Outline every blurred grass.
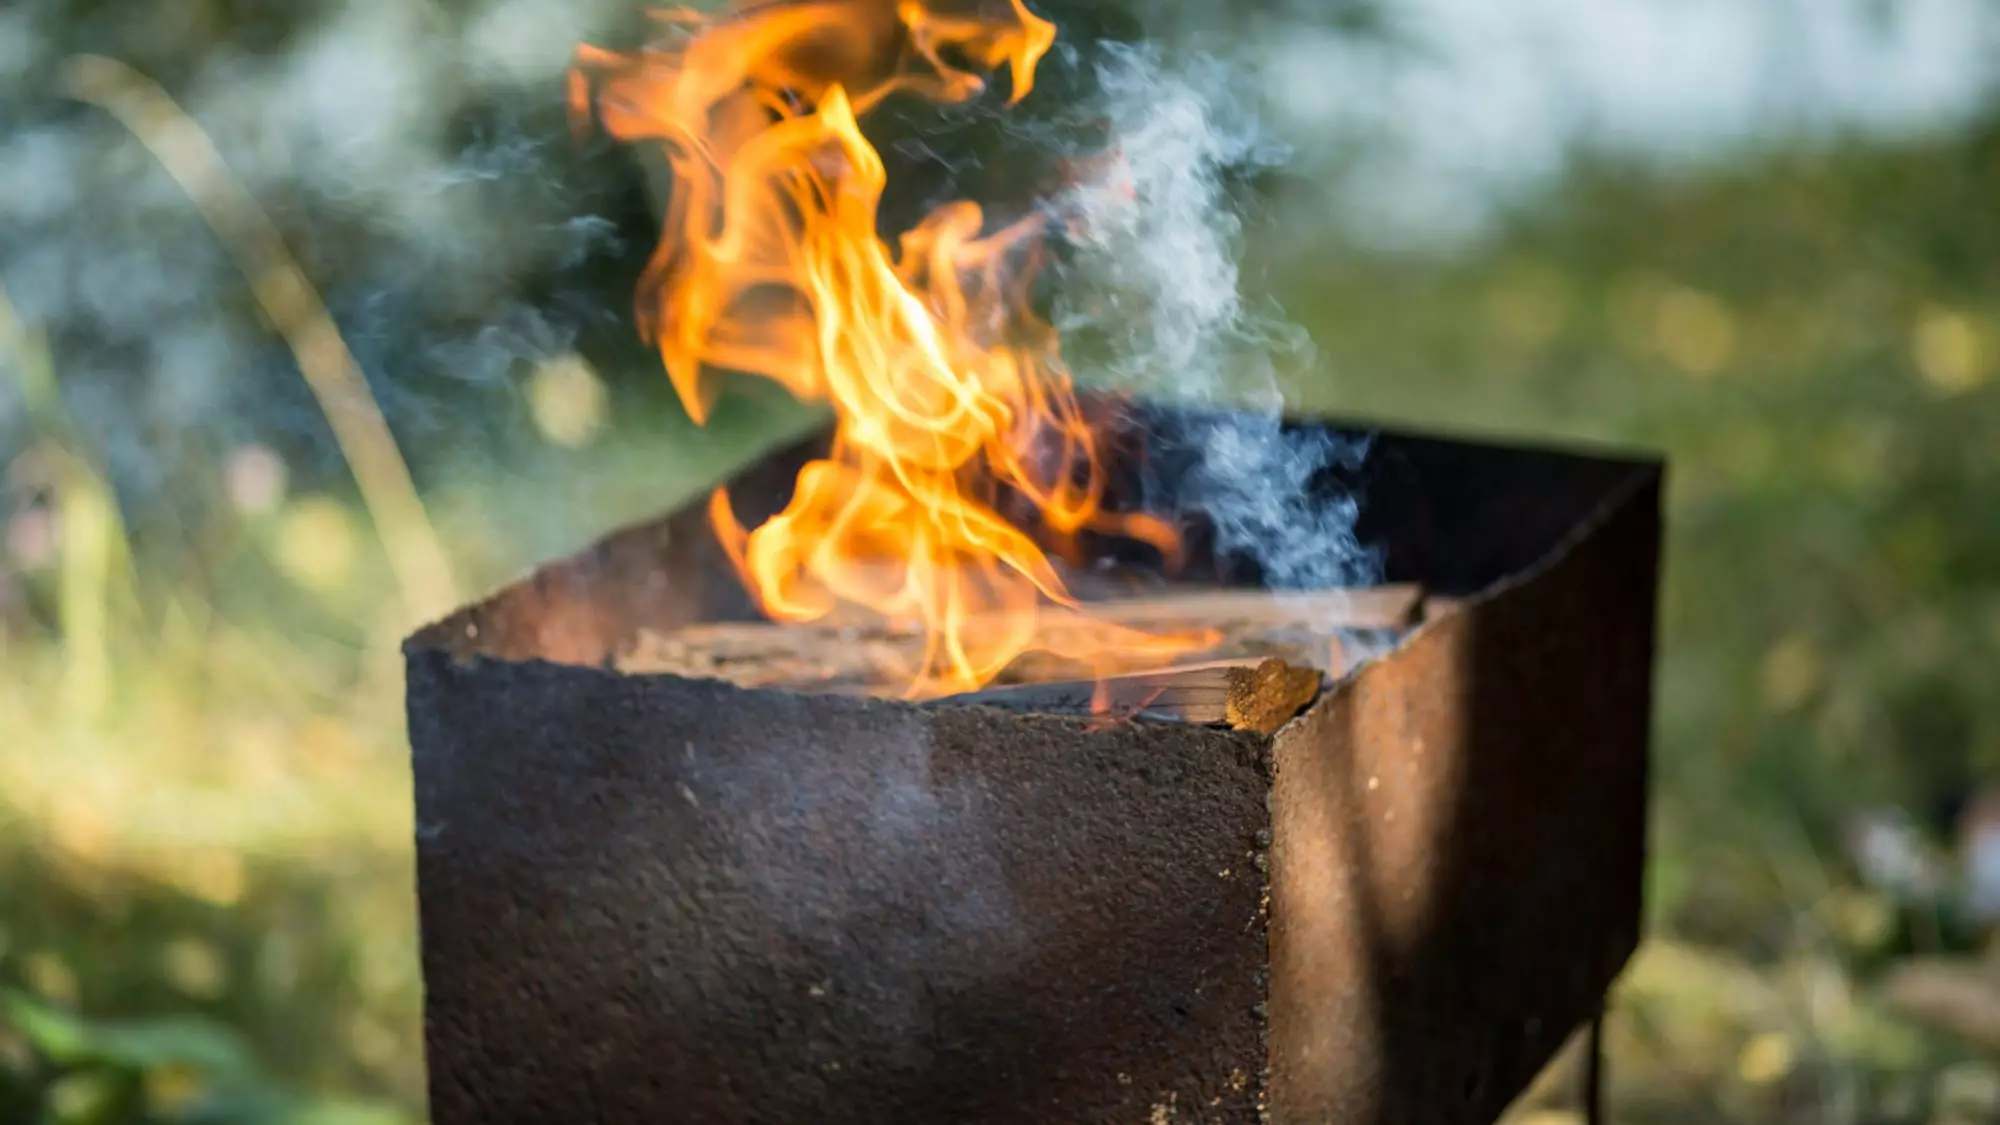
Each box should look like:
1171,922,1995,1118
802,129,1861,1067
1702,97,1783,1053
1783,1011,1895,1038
8,51,2000,1125
57,53,459,626
1,281,811,1119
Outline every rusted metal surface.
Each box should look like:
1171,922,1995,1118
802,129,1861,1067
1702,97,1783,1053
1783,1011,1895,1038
1262,461,1657,1124
405,404,1661,1124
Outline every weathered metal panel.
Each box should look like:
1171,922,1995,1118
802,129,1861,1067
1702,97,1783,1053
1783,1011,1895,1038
1264,468,1659,1124
409,654,1272,1124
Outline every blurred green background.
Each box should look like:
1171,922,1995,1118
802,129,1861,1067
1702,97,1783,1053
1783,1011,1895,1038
7,0,2000,1122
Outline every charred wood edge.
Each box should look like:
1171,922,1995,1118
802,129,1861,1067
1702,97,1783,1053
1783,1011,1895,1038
923,657,1324,736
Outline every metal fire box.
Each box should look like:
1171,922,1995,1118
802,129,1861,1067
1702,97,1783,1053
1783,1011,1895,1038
403,402,1662,1124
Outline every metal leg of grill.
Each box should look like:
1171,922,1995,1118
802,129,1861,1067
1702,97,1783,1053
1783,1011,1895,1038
1582,1007,1606,1125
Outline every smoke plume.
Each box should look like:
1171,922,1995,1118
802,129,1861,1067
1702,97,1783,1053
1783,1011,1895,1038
1053,41,1383,607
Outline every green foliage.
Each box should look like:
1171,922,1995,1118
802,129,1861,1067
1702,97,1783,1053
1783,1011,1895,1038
1271,112,2000,845
1,990,408,1125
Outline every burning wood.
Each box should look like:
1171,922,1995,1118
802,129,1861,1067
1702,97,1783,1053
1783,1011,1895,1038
930,656,1325,735
569,0,1229,698
615,582,1436,706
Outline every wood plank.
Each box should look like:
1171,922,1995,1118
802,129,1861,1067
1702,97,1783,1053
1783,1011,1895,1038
925,657,1324,735
635,583,1422,653
614,584,1428,699
1070,585,1422,631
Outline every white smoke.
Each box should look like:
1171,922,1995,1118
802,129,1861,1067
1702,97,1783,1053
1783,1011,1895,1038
1057,45,1287,398
1056,43,1383,611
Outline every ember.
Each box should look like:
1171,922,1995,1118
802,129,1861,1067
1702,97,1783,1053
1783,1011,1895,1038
568,0,1213,697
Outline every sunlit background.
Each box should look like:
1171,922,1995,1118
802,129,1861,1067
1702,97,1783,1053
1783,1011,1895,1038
6,1,2000,1122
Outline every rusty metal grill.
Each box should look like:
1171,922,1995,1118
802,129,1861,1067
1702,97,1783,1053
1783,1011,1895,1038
403,403,1662,1124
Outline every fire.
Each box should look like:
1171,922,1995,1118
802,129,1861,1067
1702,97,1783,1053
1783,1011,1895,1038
572,0,1210,696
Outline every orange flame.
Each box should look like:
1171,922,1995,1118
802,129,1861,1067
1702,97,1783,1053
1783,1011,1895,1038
573,0,1210,696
